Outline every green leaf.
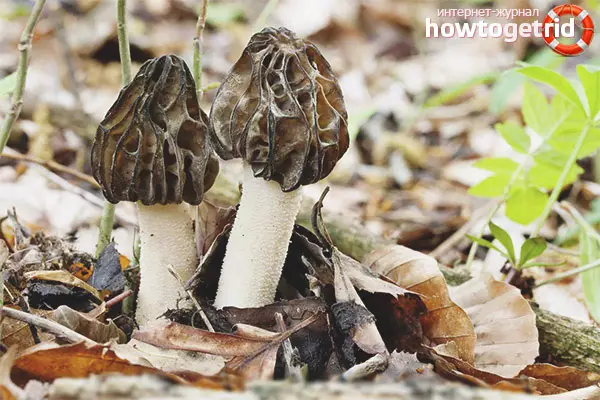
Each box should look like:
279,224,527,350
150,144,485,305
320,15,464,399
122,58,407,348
518,237,547,267
506,186,548,225
466,234,510,259
550,123,600,158
0,72,16,97
472,157,519,175
489,49,563,114
577,65,600,120
518,66,584,112
521,82,549,136
528,160,581,189
468,175,511,198
494,122,530,153
489,221,516,264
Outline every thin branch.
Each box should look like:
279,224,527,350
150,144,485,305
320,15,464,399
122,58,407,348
193,0,208,100
532,123,592,236
429,199,499,260
105,289,133,308
0,0,47,153
166,264,214,332
1,148,99,188
117,0,132,86
1,306,97,345
97,0,134,257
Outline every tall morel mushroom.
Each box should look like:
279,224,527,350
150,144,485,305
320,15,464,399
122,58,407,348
92,55,219,325
210,27,348,308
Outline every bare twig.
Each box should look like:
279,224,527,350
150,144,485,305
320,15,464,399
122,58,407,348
1,148,99,187
341,353,389,382
96,0,134,257
0,0,47,153
1,306,97,345
166,264,214,332
105,289,133,308
429,199,498,260
193,0,208,100
274,312,304,382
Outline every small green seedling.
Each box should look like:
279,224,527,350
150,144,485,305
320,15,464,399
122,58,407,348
470,65,600,231
467,222,549,270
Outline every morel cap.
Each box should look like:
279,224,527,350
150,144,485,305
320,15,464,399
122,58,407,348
91,55,219,206
209,27,348,192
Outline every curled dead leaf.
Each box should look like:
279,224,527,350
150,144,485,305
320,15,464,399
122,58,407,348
449,273,539,377
24,270,102,303
364,245,475,363
52,305,126,343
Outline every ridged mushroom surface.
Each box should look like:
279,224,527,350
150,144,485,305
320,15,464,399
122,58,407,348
92,55,219,205
209,27,349,191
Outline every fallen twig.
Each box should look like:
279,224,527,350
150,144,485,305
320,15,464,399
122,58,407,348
105,290,133,308
166,264,214,332
1,306,97,345
1,148,99,188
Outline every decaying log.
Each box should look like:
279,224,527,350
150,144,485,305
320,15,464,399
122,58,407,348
205,174,600,373
46,374,537,400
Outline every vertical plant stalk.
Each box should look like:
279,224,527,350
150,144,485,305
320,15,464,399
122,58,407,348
532,123,591,236
253,0,279,31
193,0,208,101
0,0,47,153
0,0,46,345
96,0,133,257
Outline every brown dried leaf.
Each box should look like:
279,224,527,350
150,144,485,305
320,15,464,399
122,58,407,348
11,342,188,386
52,305,126,344
429,349,565,395
364,245,475,363
24,270,102,303
134,314,321,380
519,364,600,391
449,273,538,377
197,201,235,255
0,239,8,267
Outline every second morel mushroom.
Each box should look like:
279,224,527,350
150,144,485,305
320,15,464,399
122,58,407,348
210,27,348,308
92,55,219,325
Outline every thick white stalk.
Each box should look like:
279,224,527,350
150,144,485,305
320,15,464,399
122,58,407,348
214,164,303,308
136,203,197,325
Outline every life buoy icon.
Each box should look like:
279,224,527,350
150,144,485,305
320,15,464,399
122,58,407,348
543,4,594,56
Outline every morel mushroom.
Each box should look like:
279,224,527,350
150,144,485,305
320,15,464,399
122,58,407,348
210,27,348,308
92,55,219,325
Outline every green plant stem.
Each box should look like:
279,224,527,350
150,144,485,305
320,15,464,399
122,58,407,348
116,0,132,86
532,123,592,236
0,0,47,153
535,258,600,288
96,0,133,257
193,0,208,100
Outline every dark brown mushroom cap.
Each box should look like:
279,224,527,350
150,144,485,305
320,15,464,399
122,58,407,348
209,27,348,192
91,55,219,206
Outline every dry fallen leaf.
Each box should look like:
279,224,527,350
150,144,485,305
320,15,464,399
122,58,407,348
11,342,188,386
24,270,102,303
364,245,476,363
52,305,126,343
519,364,600,391
449,273,538,377
197,201,236,255
133,314,321,380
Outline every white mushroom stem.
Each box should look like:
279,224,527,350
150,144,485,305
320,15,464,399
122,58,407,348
136,203,197,326
214,164,303,309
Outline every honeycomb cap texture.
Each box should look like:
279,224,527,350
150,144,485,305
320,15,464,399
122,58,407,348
92,55,219,205
209,27,348,192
